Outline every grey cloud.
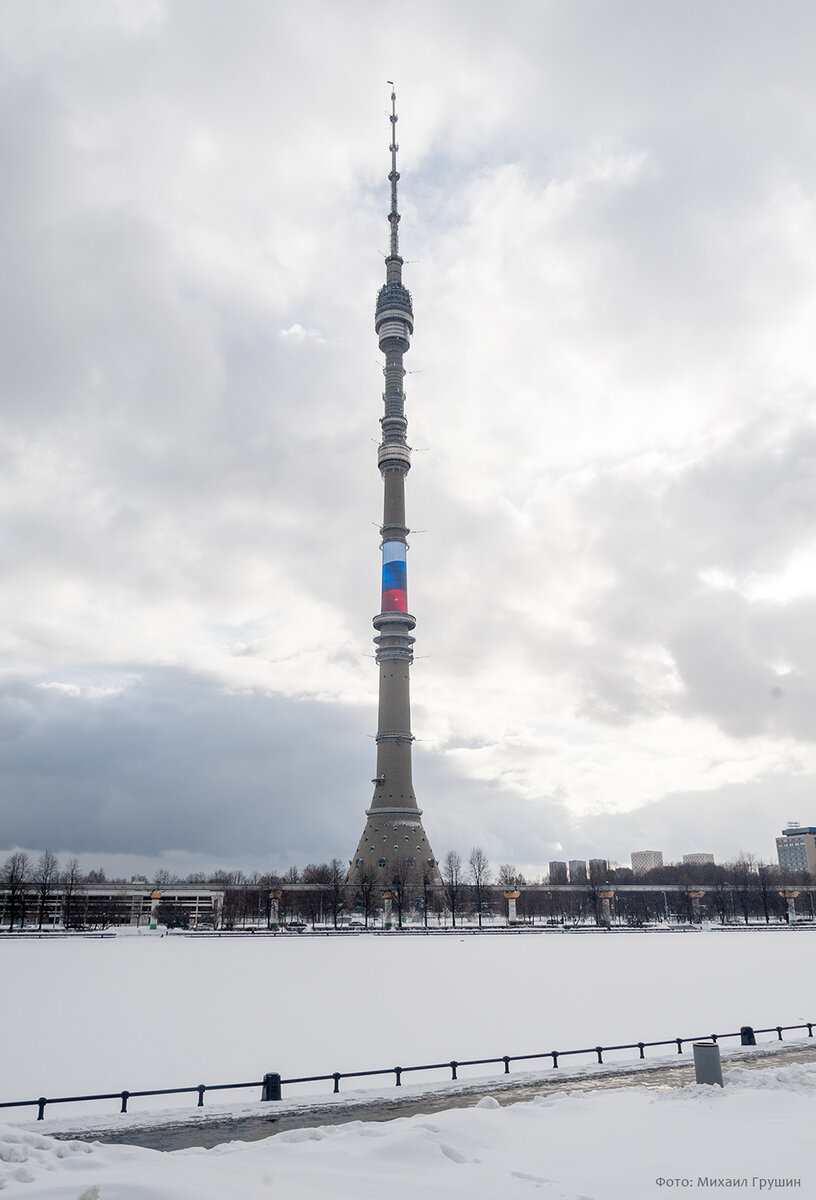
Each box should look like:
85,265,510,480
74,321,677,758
0,669,373,866
561,413,816,737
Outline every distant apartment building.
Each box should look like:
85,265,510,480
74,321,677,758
548,861,568,884
682,853,714,866
588,858,608,883
568,859,588,884
631,850,663,875
776,823,816,876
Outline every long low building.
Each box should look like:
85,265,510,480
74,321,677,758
0,883,225,929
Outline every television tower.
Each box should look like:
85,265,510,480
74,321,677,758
348,90,439,889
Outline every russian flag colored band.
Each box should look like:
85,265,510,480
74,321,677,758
381,540,407,612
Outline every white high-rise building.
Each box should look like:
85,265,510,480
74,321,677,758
631,850,663,875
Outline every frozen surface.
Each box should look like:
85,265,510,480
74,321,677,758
1,1060,814,1197
1,929,813,1118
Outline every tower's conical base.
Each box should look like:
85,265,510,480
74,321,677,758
347,805,441,890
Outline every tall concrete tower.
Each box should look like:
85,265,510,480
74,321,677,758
348,91,439,889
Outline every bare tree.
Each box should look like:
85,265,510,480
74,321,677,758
356,864,379,928
442,850,463,927
327,859,347,928
2,852,31,930
497,863,526,886
389,858,412,928
155,900,190,929
34,850,59,930
421,870,432,928
755,861,780,924
468,847,492,928
730,854,756,925
280,866,301,925
709,868,733,925
61,857,85,929
302,863,330,927
212,869,246,887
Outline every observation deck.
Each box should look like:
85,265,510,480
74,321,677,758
375,282,414,351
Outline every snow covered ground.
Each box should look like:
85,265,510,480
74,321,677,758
2,931,813,1197
1,929,814,1121
2,1059,813,1197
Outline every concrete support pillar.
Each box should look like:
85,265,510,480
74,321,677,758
149,890,162,930
504,891,520,925
780,890,799,923
598,890,614,926
382,891,393,928
688,891,705,923
269,890,282,929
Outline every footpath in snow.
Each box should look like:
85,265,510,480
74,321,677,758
14,1039,816,1151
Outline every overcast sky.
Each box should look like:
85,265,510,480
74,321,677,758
2,0,816,880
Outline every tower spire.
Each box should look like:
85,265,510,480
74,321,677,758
388,87,400,261
348,92,440,897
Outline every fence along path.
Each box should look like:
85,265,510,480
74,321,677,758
1,1021,813,1123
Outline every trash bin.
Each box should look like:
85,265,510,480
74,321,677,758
693,1041,723,1087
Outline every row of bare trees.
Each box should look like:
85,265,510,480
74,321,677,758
4,846,811,931
0,851,96,930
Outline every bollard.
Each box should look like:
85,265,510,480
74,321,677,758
261,1072,282,1102
693,1041,723,1087
740,1025,756,1046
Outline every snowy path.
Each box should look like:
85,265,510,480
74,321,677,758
28,1039,816,1152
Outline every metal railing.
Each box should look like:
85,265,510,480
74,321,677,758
1,1021,812,1121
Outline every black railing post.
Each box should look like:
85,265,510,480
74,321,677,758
394,1067,402,1087
197,1084,206,1107
450,1060,458,1081
809,1024,814,1038
551,1051,559,1068
503,1056,510,1074
638,1042,645,1059
777,1026,783,1041
595,1046,603,1064
120,1090,129,1114
261,1073,281,1101
333,1072,341,1094
676,1038,683,1054
37,1097,46,1121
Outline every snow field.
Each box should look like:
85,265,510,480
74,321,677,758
1,930,813,1118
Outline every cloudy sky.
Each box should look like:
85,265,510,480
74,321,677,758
2,0,816,880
